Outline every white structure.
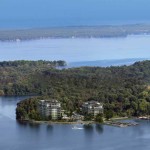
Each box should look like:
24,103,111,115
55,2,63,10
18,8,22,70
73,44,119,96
38,100,61,120
82,101,103,116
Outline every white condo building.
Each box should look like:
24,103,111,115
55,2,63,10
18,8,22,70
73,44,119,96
82,101,103,116
38,99,61,120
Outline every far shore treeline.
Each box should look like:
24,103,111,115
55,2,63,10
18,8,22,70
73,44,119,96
1,60,150,119
1,24,150,41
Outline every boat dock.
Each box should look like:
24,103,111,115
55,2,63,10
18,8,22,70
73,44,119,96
138,116,150,120
105,121,139,127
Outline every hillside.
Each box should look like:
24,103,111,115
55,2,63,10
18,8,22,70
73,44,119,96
1,60,150,118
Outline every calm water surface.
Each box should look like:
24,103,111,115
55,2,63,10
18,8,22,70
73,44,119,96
0,35,150,62
0,96,150,150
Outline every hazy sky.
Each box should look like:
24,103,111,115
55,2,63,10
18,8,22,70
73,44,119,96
0,0,150,28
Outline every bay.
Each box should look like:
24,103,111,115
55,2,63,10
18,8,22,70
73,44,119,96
0,35,150,64
0,96,150,150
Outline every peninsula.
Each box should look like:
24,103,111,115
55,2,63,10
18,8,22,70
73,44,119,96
8,60,150,124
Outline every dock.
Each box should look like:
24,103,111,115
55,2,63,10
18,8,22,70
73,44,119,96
105,121,139,127
138,116,150,120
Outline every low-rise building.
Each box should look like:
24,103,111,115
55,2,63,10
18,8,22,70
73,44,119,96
71,112,84,121
38,99,61,120
82,101,103,117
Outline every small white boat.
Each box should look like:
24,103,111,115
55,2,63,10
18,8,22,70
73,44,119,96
72,125,83,130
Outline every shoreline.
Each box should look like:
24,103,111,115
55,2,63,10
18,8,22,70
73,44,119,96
1,24,150,41
17,120,95,125
18,117,131,125
19,120,95,125
17,116,148,127
19,116,144,128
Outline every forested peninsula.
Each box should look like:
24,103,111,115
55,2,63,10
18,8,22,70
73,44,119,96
1,60,150,119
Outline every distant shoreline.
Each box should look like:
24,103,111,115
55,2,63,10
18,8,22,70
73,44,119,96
1,24,150,41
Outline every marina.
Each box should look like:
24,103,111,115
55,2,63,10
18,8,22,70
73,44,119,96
105,121,139,128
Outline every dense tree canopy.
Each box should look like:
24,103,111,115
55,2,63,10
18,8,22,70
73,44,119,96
1,60,150,120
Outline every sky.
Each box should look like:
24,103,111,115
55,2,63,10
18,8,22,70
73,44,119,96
0,0,150,28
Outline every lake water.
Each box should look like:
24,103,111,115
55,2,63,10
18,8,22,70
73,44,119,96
0,0,150,29
0,35,150,63
1,96,150,150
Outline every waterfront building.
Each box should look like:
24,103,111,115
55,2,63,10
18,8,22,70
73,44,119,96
82,101,103,116
38,99,61,120
71,112,84,121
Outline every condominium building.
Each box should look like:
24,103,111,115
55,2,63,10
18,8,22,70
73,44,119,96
82,101,103,116
38,99,61,120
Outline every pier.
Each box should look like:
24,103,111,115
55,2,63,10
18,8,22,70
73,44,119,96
138,116,150,120
105,121,139,127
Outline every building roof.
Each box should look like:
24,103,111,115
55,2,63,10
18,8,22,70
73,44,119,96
39,99,61,108
82,100,103,108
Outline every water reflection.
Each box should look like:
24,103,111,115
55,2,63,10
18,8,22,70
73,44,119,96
95,124,103,135
28,122,40,129
83,124,94,139
17,120,41,131
16,120,28,127
46,124,53,133
83,124,94,130
83,124,104,135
